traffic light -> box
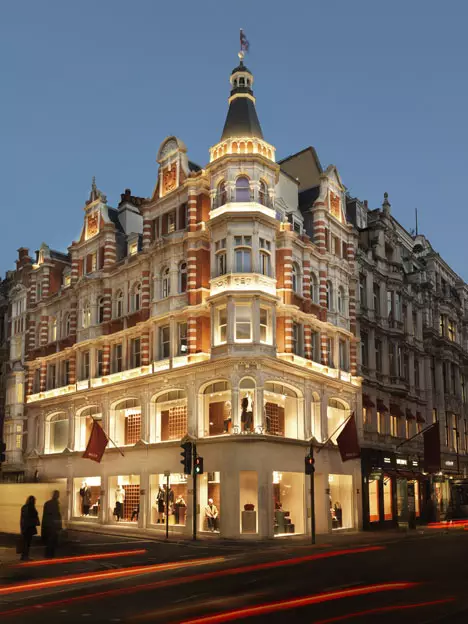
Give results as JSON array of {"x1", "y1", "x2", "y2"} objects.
[
  {"x1": 194, "y1": 455, "x2": 204, "y2": 475},
  {"x1": 180, "y1": 441, "x2": 193, "y2": 475},
  {"x1": 0, "y1": 441, "x2": 6, "y2": 464},
  {"x1": 305, "y1": 453, "x2": 315, "y2": 475}
]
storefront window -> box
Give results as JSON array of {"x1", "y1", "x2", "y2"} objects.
[
  {"x1": 329, "y1": 474, "x2": 354, "y2": 530},
  {"x1": 368, "y1": 478, "x2": 380, "y2": 522},
  {"x1": 273, "y1": 471, "x2": 304, "y2": 536},
  {"x1": 411, "y1": 480, "x2": 420, "y2": 517},
  {"x1": 150, "y1": 473, "x2": 188, "y2": 527},
  {"x1": 155, "y1": 390, "x2": 187, "y2": 442},
  {"x1": 112, "y1": 399, "x2": 141, "y2": 446},
  {"x1": 46, "y1": 412, "x2": 69, "y2": 454},
  {"x1": 108, "y1": 475, "x2": 140, "y2": 523},
  {"x1": 73, "y1": 476, "x2": 101, "y2": 518},
  {"x1": 264, "y1": 382, "x2": 299, "y2": 438},
  {"x1": 240, "y1": 471, "x2": 258, "y2": 534},
  {"x1": 383, "y1": 476, "x2": 393, "y2": 520},
  {"x1": 327, "y1": 399, "x2": 349, "y2": 443},
  {"x1": 199, "y1": 472, "x2": 221, "y2": 532},
  {"x1": 203, "y1": 381, "x2": 232, "y2": 436}
]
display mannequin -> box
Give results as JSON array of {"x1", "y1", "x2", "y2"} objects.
[
  {"x1": 174, "y1": 495, "x2": 186, "y2": 524},
  {"x1": 241, "y1": 392, "x2": 253, "y2": 432},
  {"x1": 115, "y1": 485, "x2": 125, "y2": 521},
  {"x1": 223, "y1": 401, "x2": 232, "y2": 433},
  {"x1": 156, "y1": 486, "x2": 165, "y2": 523},
  {"x1": 204, "y1": 498, "x2": 219, "y2": 532},
  {"x1": 79, "y1": 482, "x2": 92, "y2": 516}
]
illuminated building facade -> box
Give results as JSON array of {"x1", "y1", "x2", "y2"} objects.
[
  {"x1": 350, "y1": 197, "x2": 468, "y2": 528},
  {"x1": 1, "y1": 56, "x2": 362, "y2": 538}
]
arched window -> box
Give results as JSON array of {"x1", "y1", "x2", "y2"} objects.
[
  {"x1": 46, "y1": 413, "x2": 68, "y2": 454},
  {"x1": 179, "y1": 262, "x2": 187, "y2": 293},
  {"x1": 111, "y1": 398, "x2": 141, "y2": 446},
  {"x1": 326, "y1": 281, "x2": 333, "y2": 311},
  {"x1": 264, "y1": 382, "x2": 300, "y2": 439},
  {"x1": 202, "y1": 380, "x2": 232, "y2": 437},
  {"x1": 327, "y1": 399, "x2": 349, "y2": 443},
  {"x1": 75, "y1": 405, "x2": 102, "y2": 451},
  {"x1": 337, "y1": 287, "x2": 346, "y2": 315},
  {"x1": 292, "y1": 263, "x2": 300, "y2": 294},
  {"x1": 131, "y1": 283, "x2": 141, "y2": 312},
  {"x1": 217, "y1": 181, "x2": 227, "y2": 207},
  {"x1": 259, "y1": 180, "x2": 268, "y2": 206},
  {"x1": 162, "y1": 267, "x2": 171, "y2": 298},
  {"x1": 235, "y1": 176, "x2": 250, "y2": 202},
  {"x1": 82, "y1": 301, "x2": 91, "y2": 328},
  {"x1": 98, "y1": 297, "x2": 105, "y2": 324},
  {"x1": 63, "y1": 313, "x2": 71, "y2": 337},
  {"x1": 154, "y1": 390, "x2": 187, "y2": 442},
  {"x1": 49, "y1": 316, "x2": 57, "y2": 342},
  {"x1": 259, "y1": 238, "x2": 271, "y2": 276},
  {"x1": 114, "y1": 290, "x2": 123, "y2": 318},
  {"x1": 310, "y1": 273, "x2": 319, "y2": 303},
  {"x1": 239, "y1": 377, "x2": 256, "y2": 433}
]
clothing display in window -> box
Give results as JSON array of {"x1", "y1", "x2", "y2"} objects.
[
  {"x1": 174, "y1": 495, "x2": 186, "y2": 525},
  {"x1": 205, "y1": 498, "x2": 219, "y2": 532},
  {"x1": 223, "y1": 401, "x2": 232, "y2": 433},
  {"x1": 156, "y1": 487, "x2": 165, "y2": 522},
  {"x1": 114, "y1": 485, "x2": 125, "y2": 521},
  {"x1": 79, "y1": 483, "x2": 92, "y2": 515},
  {"x1": 241, "y1": 393, "x2": 253, "y2": 432}
]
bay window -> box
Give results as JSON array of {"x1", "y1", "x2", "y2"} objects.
[
  {"x1": 217, "y1": 307, "x2": 227, "y2": 344},
  {"x1": 260, "y1": 307, "x2": 271, "y2": 343},
  {"x1": 112, "y1": 343, "x2": 123, "y2": 373},
  {"x1": 160, "y1": 325, "x2": 170, "y2": 359},
  {"x1": 178, "y1": 322, "x2": 188, "y2": 354},
  {"x1": 259, "y1": 238, "x2": 271, "y2": 276},
  {"x1": 131, "y1": 338, "x2": 141, "y2": 368},
  {"x1": 234, "y1": 236, "x2": 252, "y2": 272},
  {"x1": 235, "y1": 304, "x2": 252, "y2": 341},
  {"x1": 215, "y1": 239, "x2": 227, "y2": 276},
  {"x1": 96, "y1": 349, "x2": 104, "y2": 377}
]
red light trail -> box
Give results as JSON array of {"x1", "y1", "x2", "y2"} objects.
[
  {"x1": 178, "y1": 583, "x2": 418, "y2": 623},
  {"x1": 16, "y1": 549, "x2": 147, "y2": 567}
]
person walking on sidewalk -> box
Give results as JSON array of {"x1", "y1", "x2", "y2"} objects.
[
  {"x1": 19, "y1": 495, "x2": 40, "y2": 561},
  {"x1": 41, "y1": 490, "x2": 62, "y2": 558}
]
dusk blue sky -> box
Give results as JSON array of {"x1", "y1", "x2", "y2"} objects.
[{"x1": 2, "y1": 1, "x2": 467, "y2": 279}]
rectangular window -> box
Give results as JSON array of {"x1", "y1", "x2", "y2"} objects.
[
  {"x1": 439, "y1": 315, "x2": 446, "y2": 337},
  {"x1": 377, "y1": 411, "x2": 385, "y2": 434},
  {"x1": 339, "y1": 339, "x2": 348, "y2": 371},
  {"x1": 360, "y1": 333, "x2": 368, "y2": 368},
  {"x1": 96, "y1": 350, "x2": 104, "y2": 377},
  {"x1": 33, "y1": 369, "x2": 40, "y2": 393},
  {"x1": 62, "y1": 360, "x2": 70, "y2": 386},
  {"x1": 235, "y1": 249, "x2": 251, "y2": 272},
  {"x1": 327, "y1": 337, "x2": 334, "y2": 368},
  {"x1": 131, "y1": 338, "x2": 141, "y2": 368},
  {"x1": 218, "y1": 307, "x2": 227, "y2": 343},
  {"x1": 405, "y1": 419, "x2": 411, "y2": 439},
  {"x1": 178, "y1": 322, "x2": 188, "y2": 354},
  {"x1": 259, "y1": 251, "x2": 271, "y2": 276},
  {"x1": 292, "y1": 323, "x2": 300, "y2": 355},
  {"x1": 373, "y1": 284, "x2": 380, "y2": 315},
  {"x1": 112, "y1": 344, "x2": 123, "y2": 373},
  {"x1": 160, "y1": 325, "x2": 170, "y2": 359},
  {"x1": 448, "y1": 320, "x2": 456, "y2": 342},
  {"x1": 259, "y1": 308, "x2": 269, "y2": 343},
  {"x1": 387, "y1": 290, "x2": 393, "y2": 319},
  {"x1": 311, "y1": 331, "x2": 320, "y2": 363},
  {"x1": 81, "y1": 351, "x2": 90, "y2": 380},
  {"x1": 375, "y1": 339, "x2": 382, "y2": 372},
  {"x1": 390, "y1": 414, "x2": 398, "y2": 437},
  {"x1": 359, "y1": 274, "x2": 367, "y2": 307},
  {"x1": 47, "y1": 364, "x2": 56, "y2": 390},
  {"x1": 235, "y1": 305, "x2": 252, "y2": 341},
  {"x1": 168, "y1": 211, "x2": 176, "y2": 233},
  {"x1": 217, "y1": 252, "x2": 226, "y2": 276}
]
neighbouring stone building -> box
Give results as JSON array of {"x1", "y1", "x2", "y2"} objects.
[
  {"x1": 349, "y1": 195, "x2": 468, "y2": 528},
  {"x1": 0, "y1": 55, "x2": 362, "y2": 538}
]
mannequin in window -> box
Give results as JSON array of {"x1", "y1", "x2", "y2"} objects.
[
  {"x1": 205, "y1": 498, "x2": 219, "y2": 532},
  {"x1": 131, "y1": 504, "x2": 139, "y2": 522},
  {"x1": 174, "y1": 495, "x2": 186, "y2": 524},
  {"x1": 156, "y1": 486, "x2": 165, "y2": 523},
  {"x1": 80, "y1": 481, "x2": 92, "y2": 516},
  {"x1": 241, "y1": 391, "x2": 253, "y2": 432},
  {"x1": 223, "y1": 400, "x2": 232, "y2": 433},
  {"x1": 334, "y1": 502, "x2": 342, "y2": 528},
  {"x1": 115, "y1": 485, "x2": 125, "y2": 521}
]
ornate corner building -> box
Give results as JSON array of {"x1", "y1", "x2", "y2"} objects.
[
  {"x1": 349, "y1": 196, "x2": 468, "y2": 528},
  {"x1": 0, "y1": 57, "x2": 362, "y2": 538}
]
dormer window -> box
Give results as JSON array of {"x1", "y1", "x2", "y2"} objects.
[{"x1": 129, "y1": 242, "x2": 138, "y2": 256}]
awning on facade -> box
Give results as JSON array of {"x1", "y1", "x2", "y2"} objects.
[
  {"x1": 390, "y1": 403, "x2": 404, "y2": 418},
  {"x1": 416, "y1": 411, "x2": 425, "y2": 423},
  {"x1": 377, "y1": 399, "x2": 388, "y2": 413},
  {"x1": 363, "y1": 394, "x2": 375, "y2": 408},
  {"x1": 406, "y1": 408, "x2": 415, "y2": 421}
]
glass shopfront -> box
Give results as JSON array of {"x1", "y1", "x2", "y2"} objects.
[
  {"x1": 240, "y1": 471, "x2": 258, "y2": 534},
  {"x1": 150, "y1": 473, "x2": 188, "y2": 527},
  {"x1": 368, "y1": 477, "x2": 380, "y2": 522},
  {"x1": 328, "y1": 474, "x2": 353, "y2": 530},
  {"x1": 108, "y1": 475, "x2": 140, "y2": 522},
  {"x1": 73, "y1": 476, "x2": 101, "y2": 518},
  {"x1": 199, "y1": 471, "x2": 221, "y2": 532},
  {"x1": 273, "y1": 471, "x2": 304, "y2": 536},
  {"x1": 383, "y1": 475, "x2": 393, "y2": 520}
]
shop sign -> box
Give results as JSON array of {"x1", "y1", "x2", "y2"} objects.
[
  {"x1": 412, "y1": 460, "x2": 419, "y2": 468},
  {"x1": 396, "y1": 458, "x2": 408, "y2": 466},
  {"x1": 383, "y1": 456, "x2": 392, "y2": 464},
  {"x1": 369, "y1": 470, "x2": 382, "y2": 481},
  {"x1": 445, "y1": 460, "x2": 455, "y2": 468}
]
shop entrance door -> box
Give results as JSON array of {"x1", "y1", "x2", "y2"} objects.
[{"x1": 396, "y1": 478, "x2": 408, "y2": 526}]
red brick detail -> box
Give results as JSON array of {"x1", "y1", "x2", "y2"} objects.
[
  {"x1": 40, "y1": 316, "x2": 48, "y2": 345},
  {"x1": 39, "y1": 360, "x2": 47, "y2": 392},
  {"x1": 304, "y1": 325, "x2": 312, "y2": 359},
  {"x1": 142, "y1": 218, "x2": 153, "y2": 250},
  {"x1": 141, "y1": 271, "x2": 151, "y2": 309},
  {"x1": 302, "y1": 260, "x2": 311, "y2": 300},
  {"x1": 319, "y1": 270, "x2": 328, "y2": 309},
  {"x1": 41, "y1": 270, "x2": 50, "y2": 299},
  {"x1": 69, "y1": 309, "x2": 77, "y2": 336},
  {"x1": 102, "y1": 288, "x2": 112, "y2": 322},
  {"x1": 68, "y1": 353, "x2": 76, "y2": 384},
  {"x1": 187, "y1": 317, "x2": 197, "y2": 354},
  {"x1": 350, "y1": 342, "x2": 357, "y2": 376},
  {"x1": 192, "y1": 316, "x2": 210, "y2": 353},
  {"x1": 102, "y1": 344, "x2": 111, "y2": 376},
  {"x1": 284, "y1": 317, "x2": 293, "y2": 353},
  {"x1": 276, "y1": 317, "x2": 286, "y2": 352},
  {"x1": 26, "y1": 366, "x2": 34, "y2": 395},
  {"x1": 196, "y1": 194, "x2": 210, "y2": 224},
  {"x1": 188, "y1": 189, "x2": 197, "y2": 232},
  {"x1": 141, "y1": 331, "x2": 150, "y2": 365},
  {"x1": 321, "y1": 334, "x2": 328, "y2": 366},
  {"x1": 103, "y1": 240, "x2": 116, "y2": 267},
  {"x1": 187, "y1": 248, "x2": 210, "y2": 305},
  {"x1": 71, "y1": 257, "x2": 80, "y2": 284},
  {"x1": 28, "y1": 319, "x2": 36, "y2": 351}
]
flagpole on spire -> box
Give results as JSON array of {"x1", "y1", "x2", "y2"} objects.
[{"x1": 239, "y1": 28, "x2": 249, "y2": 60}]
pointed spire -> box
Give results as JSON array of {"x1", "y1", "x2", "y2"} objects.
[
  {"x1": 87, "y1": 176, "x2": 106, "y2": 205},
  {"x1": 220, "y1": 53, "x2": 263, "y2": 141}
]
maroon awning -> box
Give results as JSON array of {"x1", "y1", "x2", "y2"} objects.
[
  {"x1": 390, "y1": 403, "x2": 404, "y2": 418},
  {"x1": 363, "y1": 394, "x2": 375, "y2": 408},
  {"x1": 416, "y1": 411, "x2": 425, "y2": 423},
  {"x1": 377, "y1": 399, "x2": 388, "y2": 413},
  {"x1": 406, "y1": 408, "x2": 416, "y2": 421}
]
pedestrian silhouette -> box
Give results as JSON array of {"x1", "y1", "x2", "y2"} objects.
[
  {"x1": 19, "y1": 495, "x2": 40, "y2": 561},
  {"x1": 41, "y1": 490, "x2": 62, "y2": 558}
]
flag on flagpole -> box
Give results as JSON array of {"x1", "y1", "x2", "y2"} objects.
[
  {"x1": 240, "y1": 29, "x2": 250, "y2": 53},
  {"x1": 82, "y1": 420, "x2": 108, "y2": 463},
  {"x1": 423, "y1": 422, "x2": 441, "y2": 473},
  {"x1": 337, "y1": 413, "x2": 360, "y2": 462}
]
